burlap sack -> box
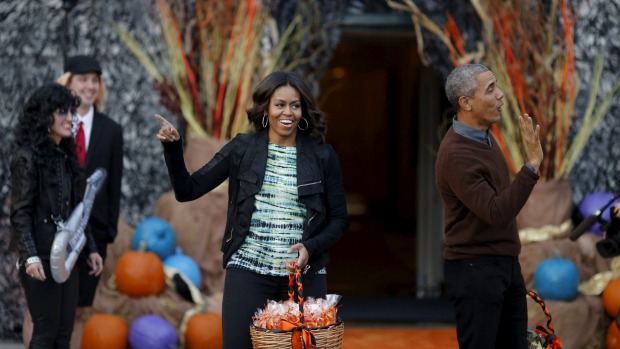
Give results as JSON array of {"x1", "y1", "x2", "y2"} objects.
[
  {"x1": 152, "y1": 135, "x2": 229, "y2": 296},
  {"x1": 71, "y1": 136, "x2": 230, "y2": 348},
  {"x1": 521, "y1": 234, "x2": 611, "y2": 349},
  {"x1": 517, "y1": 179, "x2": 573, "y2": 229}
]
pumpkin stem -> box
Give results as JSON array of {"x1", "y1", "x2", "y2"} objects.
[{"x1": 138, "y1": 240, "x2": 147, "y2": 252}]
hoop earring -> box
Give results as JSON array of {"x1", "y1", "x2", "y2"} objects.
[
  {"x1": 262, "y1": 115, "x2": 268, "y2": 128},
  {"x1": 298, "y1": 117, "x2": 309, "y2": 131}
]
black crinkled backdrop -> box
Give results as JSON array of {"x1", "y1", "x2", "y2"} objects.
[
  {"x1": 0, "y1": 0, "x2": 165, "y2": 339},
  {"x1": 568, "y1": 0, "x2": 620, "y2": 203},
  {"x1": 0, "y1": 0, "x2": 162, "y2": 340},
  {"x1": 0, "y1": 0, "x2": 165, "y2": 227}
]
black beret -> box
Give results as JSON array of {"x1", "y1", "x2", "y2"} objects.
[{"x1": 64, "y1": 55, "x2": 102, "y2": 74}]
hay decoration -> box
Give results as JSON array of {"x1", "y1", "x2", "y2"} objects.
[
  {"x1": 387, "y1": 0, "x2": 620, "y2": 181},
  {"x1": 114, "y1": 0, "x2": 319, "y2": 140}
]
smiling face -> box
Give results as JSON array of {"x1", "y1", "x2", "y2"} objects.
[
  {"x1": 461, "y1": 71, "x2": 504, "y2": 130},
  {"x1": 68, "y1": 72, "x2": 100, "y2": 114},
  {"x1": 266, "y1": 85, "x2": 303, "y2": 146},
  {"x1": 49, "y1": 108, "x2": 74, "y2": 145}
]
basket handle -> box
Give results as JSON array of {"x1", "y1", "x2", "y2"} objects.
[
  {"x1": 527, "y1": 290, "x2": 563, "y2": 349},
  {"x1": 288, "y1": 262, "x2": 305, "y2": 324},
  {"x1": 527, "y1": 290, "x2": 555, "y2": 334},
  {"x1": 285, "y1": 262, "x2": 316, "y2": 349}
]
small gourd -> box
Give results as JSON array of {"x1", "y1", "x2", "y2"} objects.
[
  {"x1": 81, "y1": 313, "x2": 129, "y2": 349},
  {"x1": 164, "y1": 246, "x2": 201, "y2": 288},
  {"x1": 129, "y1": 314, "x2": 178, "y2": 349},
  {"x1": 603, "y1": 278, "x2": 620, "y2": 317},
  {"x1": 131, "y1": 216, "x2": 176, "y2": 259},
  {"x1": 115, "y1": 241, "x2": 166, "y2": 297},
  {"x1": 607, "y1": 320, "x2": 620, "y2": 349},
  {"x1": 185, "y1": 311, "x2": 223, "y2": 349},
  {"x1": 533, "y1": 253, "x2": 579, "y2": 301}
]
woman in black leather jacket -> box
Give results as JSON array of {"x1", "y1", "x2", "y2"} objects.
[
  {"x1": 155, "y1": 71, "x2": 349, "y2": 349},
  {"x1": 10, "y1": 83, "x2": 103, "y2": 349}
]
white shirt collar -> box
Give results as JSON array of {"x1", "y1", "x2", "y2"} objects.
[{"x1": 76, "y1": 105, "x2": 94, "y2": 127}]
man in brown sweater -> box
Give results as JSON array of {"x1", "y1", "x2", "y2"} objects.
[{"x1": 435, "y1": 64, "x2": 543, "y2": 349}]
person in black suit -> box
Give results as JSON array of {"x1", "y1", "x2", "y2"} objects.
[
  {"x1": 58, "y1": 54, "x2": 123, "y2": 299},
  {"x1": 58, "y1": 55, "x2": 123, "y2": 347}
]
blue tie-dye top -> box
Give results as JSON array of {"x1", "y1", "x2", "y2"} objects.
[{"x1": 226, "y1": 143, "x2": 307, "y2": 276}]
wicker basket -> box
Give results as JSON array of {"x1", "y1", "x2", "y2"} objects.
[
  {"x1": 250, "y1": 264, "x2": 344, "y2": 349},
  {"x1": 250, "y1": 321, "x2": 344, "y2": 349}
]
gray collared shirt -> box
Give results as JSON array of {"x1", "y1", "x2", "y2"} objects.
[{"x1": 452, "y1": 116, "x2": 492, "y2": 146}]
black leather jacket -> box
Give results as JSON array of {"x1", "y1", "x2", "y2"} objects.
[
  {"x1": 163, "y1": 130, "x2": 349, "y2": 273},
  {"x1": 10, "y1": 145, "x2": 97, "y2": 263}
]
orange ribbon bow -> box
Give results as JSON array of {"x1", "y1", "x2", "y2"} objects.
[{"x1": 281, "y1": 319, "x2": 316, "y2": 349}]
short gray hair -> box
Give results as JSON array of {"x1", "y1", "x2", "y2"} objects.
[{"x1": 445, "y1": 64, "x2": 490, "y2": 110}]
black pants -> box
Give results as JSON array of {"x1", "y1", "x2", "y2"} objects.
[
  {"x1": 444, "y1": 256, "x2": 527, "y2": 349},
  {"x1": 222, "y1": 267, "x2": 327, "y2": 349},
  {"x1": 77, "y1": 241, "x2": 107, "y2": 307},
  {"x1": 20, "y1": 259, "x2": 79, "y2": 349}
]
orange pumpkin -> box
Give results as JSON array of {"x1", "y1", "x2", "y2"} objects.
[
  {"x1": 608, "y1": 320, "x2": 620, "y2": 349},
  {"x1": 185, "y1": 311, "x2": 223, "y2": 349},
  {"x1": 115, "y1": 248, "x2": 166, "y2": 297},
  {"x1": 81, "y1": 313, "x2": 129, "y2": 349},
  {"x1": 603, "y1": 278, "x2": 620, "y2": 317}
]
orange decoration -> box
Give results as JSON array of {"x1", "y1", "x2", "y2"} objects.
[
  {"x1": 603, "y1": 278, "x2": 620, "y2": 317},
  {"x1": 608, "y1": 321, "x2": 620, "y2": 349},
  {"x1": 115, "y1": 248, "x2": 166, "y2": 297},
  {"x1": 281, "y1": 319, "x2": 315, "y2": 349},
  {"x1": 185, "y1": 311, "x2": 223, "y2": 349},
  {"x1": 81, "y1": 313, "x2": 129, "y2": 349}
]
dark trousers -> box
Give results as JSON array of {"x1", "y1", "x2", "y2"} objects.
[
  {"x1": 222, "y1": 267, "x2": 327, "y2": 349},
  {"x1": 77, "y1": 241, "x2": 107, "y2": 307},
  {"x1": 20, "y1": 259, "x2": 79, "y2": 349},
  {"x1": 444, "y1": 256, "x2": 527, "y2": 349}
]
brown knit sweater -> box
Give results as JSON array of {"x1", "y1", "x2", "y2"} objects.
[{"x1": 435, "y1": 127, "x2": 539, "y2": 260}]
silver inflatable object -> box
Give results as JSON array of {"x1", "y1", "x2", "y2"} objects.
[{"x1": 50, "y1": 168, "x2": 107, "y2": 283}]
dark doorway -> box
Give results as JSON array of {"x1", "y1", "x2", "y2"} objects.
[{"x1": 319, "y1": 33, "x2": 427, "y2": 298}]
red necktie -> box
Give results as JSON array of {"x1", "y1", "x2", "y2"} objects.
[{"x1": 76, "y1": 122, "x2": 86, "y2": 166}]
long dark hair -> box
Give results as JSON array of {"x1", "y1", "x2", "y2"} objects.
[
  {"x1": 247, "y1": 71, "x2": 327, "y2": 143},
  {"x1": 14, "y1": 83, "x2": 80, "y2": 159}
]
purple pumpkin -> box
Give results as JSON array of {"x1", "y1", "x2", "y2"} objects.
[
  {"x1": 129, "y1": 314, "x2": 178, "y2": 349},
  {"x1": 579, "y1": 192, "x2": 620, "y2": 235}
]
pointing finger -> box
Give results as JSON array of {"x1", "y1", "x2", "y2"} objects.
[{"x1": 154, "y1": 114, "x2": 169, "y2": 125}]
